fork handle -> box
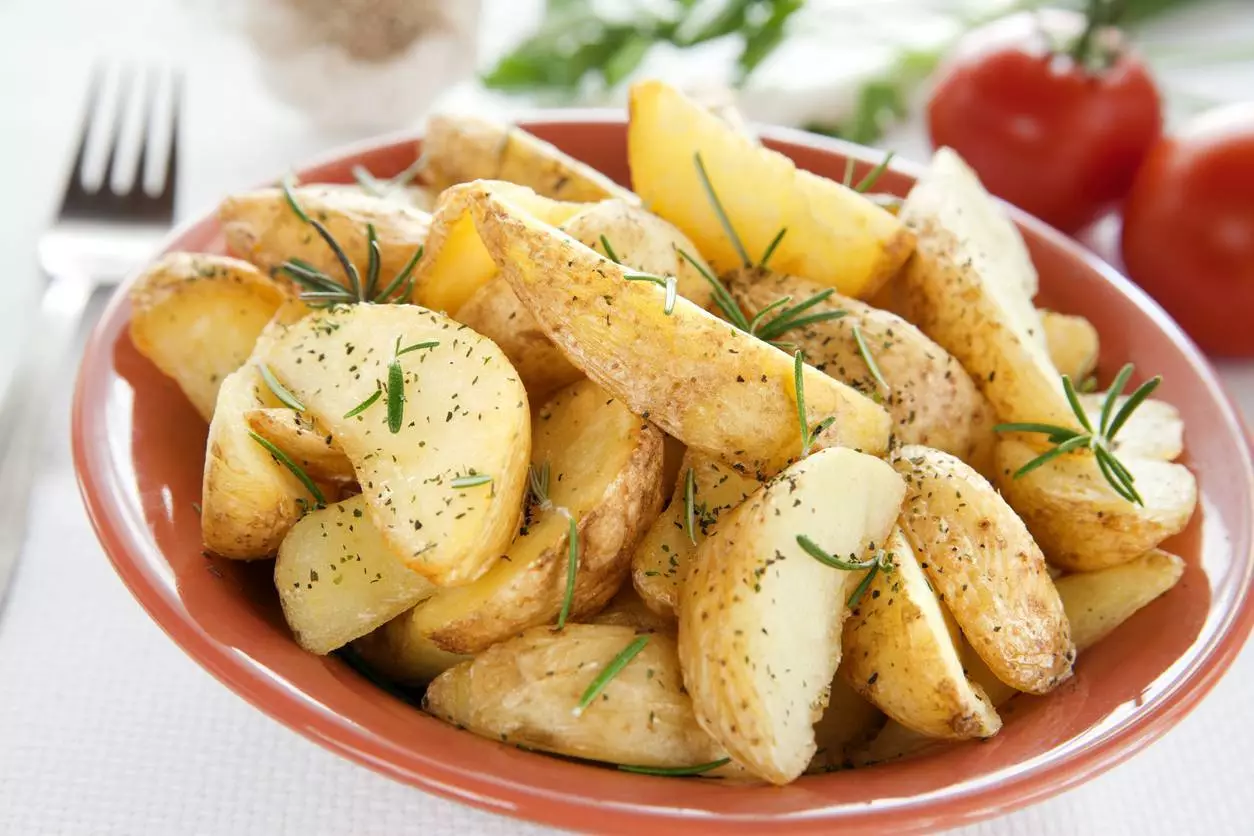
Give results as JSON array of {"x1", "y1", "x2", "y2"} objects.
[{"x1": 0, "y1": 273, "x2": 94, "y2": 604}]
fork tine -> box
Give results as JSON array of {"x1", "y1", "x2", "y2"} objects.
[
  {"x1": 130, "y1": 67, "x2": 157, "y2": 197},
  {"x1": 58, "y1": 65, "x2": 106, "y2": 212},
  {"x1": 155, "y1": 68, "x2": 181, "y2": 214},
  {"x1": 100, "y1": 65, "x2": 135, "y2": 194}
]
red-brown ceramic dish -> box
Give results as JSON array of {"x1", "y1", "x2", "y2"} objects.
[{"x1": 73, "y1": 115, "x2": 1254, "y2": 834}]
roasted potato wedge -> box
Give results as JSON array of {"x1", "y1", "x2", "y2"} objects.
[
  {"x1": 628, "y1": 80, "x2": 912, "y2": 298},
  {"x1": 842, "y1": 528, "x2": 1002, "y2": 739},
  {"x1": 994, "y1": 438, "x2": 1196, "y2": 572},
  {"x1": 808, "y1": 677, "x2": 884, "y2": 773},
  {"x1": 586, "y1": 587, "x2": 677, "y2": 634},
  {"x1": 893, "y1": 445, "x2": 1074, "y2": 694},
  {"x1": 425, "y1": 625, "x2": 732, "y2": 771},
  {"x1": 1078, "y1": 393, "x2": 1185, "y2": 461},
  {"x1": 631, "y1": 451, "x2": 761, "y2": 619},
  {"x1": 729, "y1": 269, "x2": 996, "y2": 470},
  {"x1": 220, "y1": 185, "x2": 429, "y2": 289},
  {"x1": 1041, "y1": 310, "x2": 1100, "y2": 382},
  {"x1": 275, "y1": 495, "x2": 436, "y2": 654},
  {"x1": 352, "y1": 617, "x2": 470, "y2": 686},
  {"x1": 421, "y1": 114, "x2": 638, "y2": 203},
  {"x1": 847, "y1": 719, "x2": 942, "y2": 767},
  {"x1": 899, "y1": 149, "x2": 1076, "y2": 429},
  {"x1": 263, "y1": 304, "x2": 530, "y2": 586},
  {"x1": 471, "y1": 184, "x2": 891, "y2": 477},
  {"x1": 413, "y1": 180, "x2": 585, "y2": 314},
  {"x1": 679, "y1": 447, "x2": 905, "y2": 784},
  {"x1": 401, "y1": 380, "x2": 665, "y2": 654},
  {"x1": 1057, "y1": 549, "x2": 1186, "y2": 650},
  {"x1": 454, "y1": 199, "x2": 719, "y2": 399},
  {"x1": 129, "y1": 253, "x2": 288, "y2": 421},
  {"x1": 244, "y1": 407, "x2": 354, "y2": 482}
]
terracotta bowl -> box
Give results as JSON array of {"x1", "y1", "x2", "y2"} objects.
[{"x1": 73, "y1": 116, "x2": 1254, "y2": 834}]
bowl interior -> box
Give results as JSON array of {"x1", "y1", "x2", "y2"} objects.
[{"x1": 73, "y1": 119, "x2": 1254, "y2": 835}]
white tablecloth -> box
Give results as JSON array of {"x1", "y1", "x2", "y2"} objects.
[{"x1": 2, "y1": 1, "x2": 1252, "y2": 833}]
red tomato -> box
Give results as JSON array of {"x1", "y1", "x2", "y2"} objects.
[
  {"x1": 927, "y1": 10, "x2": 1162, "y2": 233},
  {"x1": 1121, "y1": 104, "x2": 1254, "y2": 357}
]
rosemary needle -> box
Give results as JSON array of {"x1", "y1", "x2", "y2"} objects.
[
  {"x1": 248, "y1": 431, "x2": 325, "y2": 507},
  {"x1": 450, "y1": 473, "x2": 493, "y2": 489},
  {"x1": 343, "y1": 388, "x2": 382, "y2": 419},
  {"x1": 555, "y1": 513, "x2": 579, "y2": 629},
  {"x1": 575, "y1": 635, "x2": 649, "y2": 715},
  {"x1": 852, "y1": 323, "x2": 890, "y2": 396},
  {"x1": 386, "y1": 357, "x2": 405, "y2": 434},
  {"x1": 257, "y1": 363, "x2": 305, "y2": 412},
  {"x1": 618, "y1": 758, "x2": 731, "y2": 777},
  {"x1": 683, "y1": 467, "x2": 697, "y2": 545},
  {"x1": 694, "y1": 151, "x2": 751, "y2": 267}
]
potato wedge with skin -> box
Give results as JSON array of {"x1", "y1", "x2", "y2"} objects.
[
  {"x1": 403, "y1": 380, "x2": 665, "y2": 654},
  {"x1": 729, "y1": 269, "x2": 996, "y2": 470},
  {"x1": 627, "y1": 80, "x2": 912, "y2": 298},
  {"x1": 472, "y1": 185, "x2": 891, "y2": 478},
  {"x1": 994, "y1": 438, "x2": 1197, "y2": 572},
  {"x1": 586, "y1": 587, "x2": 677, "y2": 635},
  {"x1": 421, "y1": 114, "x2": 638, "y2": 203},
  {"x1": 807, "y1": 677, "x2": 885, "y2": 773},
  {"x1": 275, "y1": 495, "x2": 436, "y2": 654},
  {"x1": 454, "y1": 200, "x2": 718, "y2": 399},
  {"x1": 847, "y1": 720, "x2": 941, "y2": 767},
  {"x1": 220, "y1": 186, "x2": 429, "y2": 289},
  {"x1": 679, "y1": 447, "x2": 905, "y2": 784},
  {"x1": 893, "y1": 445, "x2": 1074, "y2": 694},
  {"x1": 1078, "y1": 393, "x2": 1184, "y2": 461},
  {"x1": 129, "y1": 253, "x2": 289, "y2": 421},
  {"x1": 413, "y1": 181, "x2": 585, "y2": 314},
  {"x1": 1041, "y1": 310, "x2": 1100, "y2": 382},
  {"x1": 842, "y1": 529, "x2": 1002, "y2": 739},
  {"x1": 899, "y1": 148, "x2": 1077, "y2": 430},
  {"x1": 352, "y1": 618, "x2": 470, "y2": 686},
  {"x1": 263, "y1": 304, "x2": 530, "y2": 586},
  {"x1": 1057, "y1": 549, "x2": 1186, "y2": 650},
  {"x1": 244, "y1": 408, "x2": 354, "y2": 482},
  {"x1": 631, "y1": 451, "x2": 761, "y2": 619},
  {"x1": 425, "y1": 624, "x2": 732, "y2": 771}
]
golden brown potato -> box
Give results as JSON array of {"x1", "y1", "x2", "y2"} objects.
[
  {"x1": 1056, "y1": 549, "x2": 1186, "y2": 651},
  {"x1": 421, "y1": 114, "x2": 638, "y2": 203},
  {"x1": 586, "y1": 586, "x2": 677, "y2": 634},
  {"x1": 425, "y1": 625, "x2": 733, "y2": 772},
  {"x1": 631, "y1": 451, "x2": 761, "y2": 619},
  {"x1": 728, "y1": 269, "x2": 997, "y2": 471},
  {"x1": 413, "y1": 181, "x2": 585, "y2": 314},
  {"x1": 842, "y1": 529, "x2": 1002, "y2": 740},
  {"x1": 679, "y1": 447, "x2": 905, "y2": 784},
  {"x1": 627, "y1": 80, "x2": 912, "y2": 298},
  {"x1": 893, "y1": 445, "x2": 1074, "y2": 694},
  {"x1": 1041, "y1": 310, "x2": 1100, "y2": 382},
  {"x1": 243, "y1": 408, "x2": 354, "y2": 482},
  {"x1": 453, "y1": 199, "x2": 718, "y2": 399},
  {"x1": 847, "y1": 719, "x2": 942, "y2": 767},
  {"x1": 471, "y1": 184, "x2": 891, "y2": 478},
  {"x1": 1078, "y1": 393, "x2": 1184, "y2": 461},
  {"x1": 994, "y1": 438, "x2": 1197, "y2": 572},
  {"x1": 275, "y1": 495, "x2": 436, "y2": 654},
  {"x1": 352, "y1": 617, "x2": 470, "y2": 686},
  {"x1": 899, "y1": 149, "x2": 1077, "y2": 430},
  {"x1": 400, "y1": 380, "x2": 665, "y2": 654},
  {"x1": 129, "y1": 253, "x2": 288, "y2": 421},
  {"x1": 807, "y1": 677, "x2": 884, "y2": 773},
  {"x1": 220, "y1": 185, "x2": 429, "y2": 290},
  {"x1": 262, "y1": 304, "x2": 531, "y2": 586}
]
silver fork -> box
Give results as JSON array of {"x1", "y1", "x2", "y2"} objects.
[{"x1": 0, "y1": 66, "x2": 179, "y2": 604}]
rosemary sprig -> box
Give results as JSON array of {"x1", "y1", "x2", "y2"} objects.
[
  {"x1": 759, "y1": 227, "x2": 787, "y2": 269},
  {"x1": 683, "y1": 467, "x2": 697, "y2": 545},
  {"x1": 343, "y1": 388, "x2": 382, "y2": 419},
  {"x1": 623, "y1": 271, "x2": 678, "y2": 315},
  {"x1": 599, "y1": 234, "x2": 620, "y2": 264},
  {"x1": 694, "y1": 151, "x2": 751, "y2": 267},
  {"x1": 853, "y1": 150, "x2": 896, "y2": 193},
  {"x1": 529, "y1": 461, "x2": 553, "y2": 510},
  {"x1": 575, "y1": 635, "x2": 650, "y2": 716},
  {"x1": 752, "y1": 288, "x2": 847, "y2": 343},
  {"x1": 386, "y1": 343, "x2": 405, "y2": 435},
  {"x1": 994, "y1": 363, "x2": 1161, "y2": 505},
  {"x1": 451, "y1": 472, "x2": 492, "y2": 489},
  {"x1": 258, "y1": 363, "x2": 305, "y2": 412},
  {"x1": 364, "y1": 223, "x2": 381, "y2": 300},
  {"x1": 282, "y1": 176, "x2": 361, "y2": 299},
  {"x1": 797, "y1": 535, "x2": 894, "y2": 608},
  {"x1": 556, "y1": 514, "x2": 579, "y2": 630},
  {"x1": 678, "y1": 249, "x2": 750, "y2": 331},
  {"x1": 249, "y1": 430, "x2": 325, "y2": 507},
  {"x1": 794, "y1": 351, "x2": 836, "y2": 458},
  {"x1": 852, "y1": 323, "x2": 890, "y2": 396},
  {"x1": 618, "y1": 758, "x2": 731, "y2": 777},
  {"x1": 396, "y1": 340, "x2": 440, "y2": 357}
]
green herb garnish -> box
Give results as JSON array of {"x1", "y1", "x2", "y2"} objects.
[
  {"x1": 618, "y1": 758, "x2": 731, "y2": 777},
  {"x1": 852, "y1": 150, "x2": 896, "y2": 194},
  {"x1": 752, "y1": 289, "x2": 847, "y2": 344},
  {"x1": 352, "y1": 156, "x2": 425, "y2": 198},
  {"x1": 396, "y1": 340, "x2": 440, "y2": 357},
  {"x1": 994, "y1": 363, "x2": 1160, "y2": 505},
  {"x1": 694, "y1": 151, "x2": 751, "y2": 267},
  {"x1": 797, "y1": 535, "x2": 894, "y2": 607},
  {"x1": 575, "y1": 635, "x2": 650, "y2": 716},
  {"x1": 599, "y1": 234, "x2": 620, "y2": 264},
  {"x1": 683, "y1": 467, "x2": 697, "y2": 545},
  {"x1": 343, "y1": 388, "x2": 382, "y2": 419},
  {"x1": 678, "y1": 249, "x2": 750, "y2": 331},
  {"x1": 450, "y1": 473, "x2": 493, "y2": 489},
  {"x1": 852, "y1": 323, "x2": 889, "y2": 397},
  {"x1": 758, "y1": 227, "x2": 787, "y2": 269},
  {"x1": 623, "y1": 271, "x2": 678, "y2": 315},
  {"x1": 386, "y1": 356, "x2": 405, "y2": 434},
  {"x1": 529, "y1": 460, "x2": 553, "y2": 510},
  {"x1": 556, "y1": 514, "x2": 579, "y2": 630},
  {"x1": 794, "y1": 350, "x2": 836, "y2": 458},
  {"x1": 248, "y1": 430, "x2": 325, "y2": 507},
  {"x1": 258, "y1": 363, "x2": 306, "y2": 412}
]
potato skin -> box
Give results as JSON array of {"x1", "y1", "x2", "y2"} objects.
[
  {"x1": 220, "y1": 186, "x2": 429, "y2": 289},
  {"x1": 424, "y1": 625, "x2": 730, "y2": 770},
  {"x1": 679, "y1": 448, "x2": 905, "y2": 784},
  {"x1": 1041, "y1": 310, "x2": 1099, "y2": 382},
  {"x1": 994, "y1": 438, "x2": 1197, "y2": 572},
  {"x1": 129, "y1": 253, "x2": 288, "y2": 421},
  {"x1": 352, "y1": 618, "x2": 470, "y2": 686},
  {"x1": 893, "y1": 445, "x2": 1074, "y2": 694},
  {"x1": 409, "y1": 380, "x2": 665, "y2": 654},
  {"x1": 244, "y1": 408, "x2": 354, "y2": 482},
  {"x1": 729, "y1": 269, "x2": 996, "y2": 472},
  {"x1": 842, "y1": 529, "x2": 1001, "y2": 739},
  {"x1": 471, "y1": 184, "x2": 891, "y2": 478},
  {"x1": 421, "y1": 115, "x2": 638, "y2": 203}
]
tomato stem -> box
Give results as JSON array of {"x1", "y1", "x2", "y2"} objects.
[{"x1": 1070, "y1": 0, "x2": 1127, "y2": 70}]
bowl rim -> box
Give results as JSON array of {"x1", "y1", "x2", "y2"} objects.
[{"x1": 72, "y1": 111, "x2": 1254, "y2": 834}]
